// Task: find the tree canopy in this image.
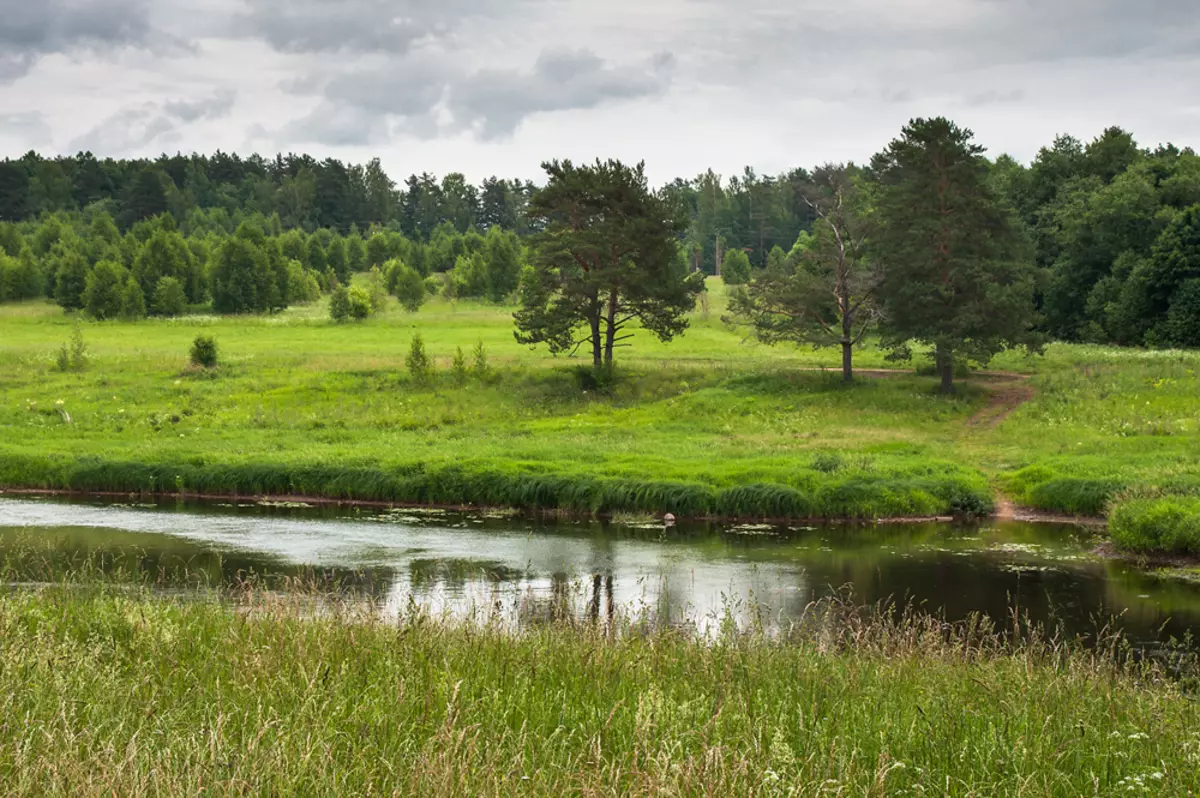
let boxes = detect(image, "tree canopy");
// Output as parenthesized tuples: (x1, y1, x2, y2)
(870, 118, 1041, 392)
(515, 159, 704, 368)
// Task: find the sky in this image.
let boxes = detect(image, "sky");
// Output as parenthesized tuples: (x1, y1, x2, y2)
(2, 0, 1199, 184)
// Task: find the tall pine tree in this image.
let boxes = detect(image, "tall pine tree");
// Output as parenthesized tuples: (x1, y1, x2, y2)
(871, 118, 1040, 393)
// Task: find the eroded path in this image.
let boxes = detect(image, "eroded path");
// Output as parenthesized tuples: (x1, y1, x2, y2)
(964, 374, 1036, 429)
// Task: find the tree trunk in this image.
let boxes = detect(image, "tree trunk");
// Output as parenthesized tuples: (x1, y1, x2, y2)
(589, 312, 602, 370)
(841, 298, 854, 383)
(936, 343, 955, 394)
(603, 286, 619, 366)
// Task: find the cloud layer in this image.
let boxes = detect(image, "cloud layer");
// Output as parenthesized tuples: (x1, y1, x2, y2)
(2, 0, 1199, 180)
(0, 0, 179, 82)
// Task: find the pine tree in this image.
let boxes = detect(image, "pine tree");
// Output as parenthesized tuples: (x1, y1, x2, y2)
(871, 118, 1041, 393)
(515, 159, 704, 369)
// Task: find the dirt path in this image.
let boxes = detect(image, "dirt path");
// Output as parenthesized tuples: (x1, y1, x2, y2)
(964, 377, 1036, 429)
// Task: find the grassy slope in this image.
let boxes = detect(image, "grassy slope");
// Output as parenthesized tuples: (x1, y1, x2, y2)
(1, 588, 1197, 796)
(1, 280, 1198, 519)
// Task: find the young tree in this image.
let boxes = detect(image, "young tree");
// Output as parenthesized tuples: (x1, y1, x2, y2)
(326, 236, 349, 283)
(483, 225, 522, 302)
(0, 246, 42, 301)
(346, 232, 367, 273)
(152, 276, 188, 317)
(871, 118, 1040, 393)
(728, 165, 879, 382)
(120, 276, 147, 320)
(211, 235, 269, 314)
(721, 249, 752, 285)
(52, 243, 90, 311)
(82, 260, 129, 320)
(515, 159, 704, 369)
(391, 261, 427, 312)
(133, 230, 197, 305)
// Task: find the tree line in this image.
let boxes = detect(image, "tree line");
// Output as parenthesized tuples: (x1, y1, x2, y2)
(2, 120, 1199, 383)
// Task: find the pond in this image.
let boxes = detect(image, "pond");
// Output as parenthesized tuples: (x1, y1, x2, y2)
(2, 495, 1200, 648)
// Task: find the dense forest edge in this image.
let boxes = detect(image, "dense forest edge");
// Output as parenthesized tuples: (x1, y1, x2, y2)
(2, 119, 1199, 557)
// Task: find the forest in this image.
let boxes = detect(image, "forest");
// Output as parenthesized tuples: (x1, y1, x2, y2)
(2, 123, 1198, 354)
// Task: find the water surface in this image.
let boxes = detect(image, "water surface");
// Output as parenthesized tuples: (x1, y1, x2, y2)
(2, 496, 1199, 646)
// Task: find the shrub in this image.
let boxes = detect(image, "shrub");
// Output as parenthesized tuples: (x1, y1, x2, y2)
(406, 333, 433, 382)
(348, 286, 373, 319)
(152, 276, 187, 317)
(471, 340, 490, 378)
(82, 260, 128, 320)
(0, 247, 41, 301)
(366, 267, 390, 313)
(329, 286, 351, 322)
(451, 346, 468, 383)
(285, 260, 321, 305)
(393, 262, 427, 312)
(330, 286, 373, 322)
(721, 249, 752, 286)
(55, 322, 88, 372)
(1109, 497, 1200, 555)
(190, 335, 219, 369)
(120, 276, 147, 321)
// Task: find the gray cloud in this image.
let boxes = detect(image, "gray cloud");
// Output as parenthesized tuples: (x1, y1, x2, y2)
(163, 89, 236, 122)
(0, 0, 180, 83)
(450, 49, 674, 138)
(0, 112, 52, 146)
(69, 90, 237, 154)
(281, 48, 672, 145)
(274, 103, 395, 147)
(4, 0, 1200, 179)
(239, 0, 506, 55)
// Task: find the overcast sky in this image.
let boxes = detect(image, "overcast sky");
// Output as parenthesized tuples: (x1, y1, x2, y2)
(2, 0, 1199, 183)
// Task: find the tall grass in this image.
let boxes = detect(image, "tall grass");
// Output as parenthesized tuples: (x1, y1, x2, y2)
(0, 452, 991, 520)
(1110, 497, 1200, 556)
(0, 584, 1196, 796)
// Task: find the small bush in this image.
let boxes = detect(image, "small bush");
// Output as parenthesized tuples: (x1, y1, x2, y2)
(330, 286, 373, 322)
(366, 267, 390, 313)
(406, 333, 433, 382)
(451, 346, 468, 383)
(1110, 497, 1200, 555)
(471, 340, 490, 378)
(329, 286, 351, 322)
(574, 364, 616, 393)
(54, 322, 89, 372)
(190, 335, 218, 369)
(811, 452, 845, 474)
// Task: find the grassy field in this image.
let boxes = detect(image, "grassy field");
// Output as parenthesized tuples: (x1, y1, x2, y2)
(1, 583, 1197, 796)
(1, 279, 1199, 525)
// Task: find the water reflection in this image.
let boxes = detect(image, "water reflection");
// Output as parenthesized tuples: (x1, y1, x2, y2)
(1, 496, 1199, 646)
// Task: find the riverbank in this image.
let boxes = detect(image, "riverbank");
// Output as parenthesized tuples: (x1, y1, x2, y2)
(0, 585, 1196, 796)
(1, 287, 1198, 540)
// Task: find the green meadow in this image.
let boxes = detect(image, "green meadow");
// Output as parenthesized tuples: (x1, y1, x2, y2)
(1, 279, 1199, 525)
